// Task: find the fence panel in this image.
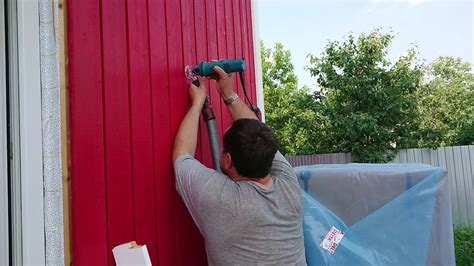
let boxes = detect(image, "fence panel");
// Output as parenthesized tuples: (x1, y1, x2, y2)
(286, 145, 474, 225)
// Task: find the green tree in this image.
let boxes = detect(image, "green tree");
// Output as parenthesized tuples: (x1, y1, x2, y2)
(307, 30, 423, 162)
(416, 57, 474, 147)
(261, 41, 324, 155)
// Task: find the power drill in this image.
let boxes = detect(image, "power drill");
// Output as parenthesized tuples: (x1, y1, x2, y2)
(192, 58, 246, 77)
(185, 58, 261, 120)
(185, 58, 246, 86)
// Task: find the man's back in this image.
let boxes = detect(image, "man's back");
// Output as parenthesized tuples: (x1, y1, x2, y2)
(174, 152, 306, 265)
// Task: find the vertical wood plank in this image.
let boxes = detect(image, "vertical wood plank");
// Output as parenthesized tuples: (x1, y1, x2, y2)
(194, 0, 213, 170)
(233, 0, 244, 97)
(469, 145, 474, 225)
(429, 148, 439, 167)
(399, 149, 407, 163)
(240, 0, 252, 105)
(245, 0, 257, 104)
(205, 0, 224, 151)
(413, 148, 422, 163)
(59, 0, 72, 263)
(445, 147, 461, 224)
(223, 0, 237, 128)
(438, 148, 457, 224)
(347, 152, 353, 163)
(190, 1, 209, 262)
(392, 151, 400, 163)
(453, 146, 469, 224)
(148, 0, 178, 264)
(461, 146, 474, 225)
(177, 0, 203, 264)
(67, 0, 109, 263)
(421, 148, 431, 164)
(100, 0, 135, 264)
(437, 148, 447, 170)
(215, 0, 227, 135)
(407, 148, 415, 163)
(126, 0, 158, 262)
(164, 0, 192, 265)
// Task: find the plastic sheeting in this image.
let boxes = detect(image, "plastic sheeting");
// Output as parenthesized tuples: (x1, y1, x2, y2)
(295, 164, 455, 266)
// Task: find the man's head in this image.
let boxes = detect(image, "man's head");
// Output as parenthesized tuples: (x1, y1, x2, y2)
(220, 119, 278, 179)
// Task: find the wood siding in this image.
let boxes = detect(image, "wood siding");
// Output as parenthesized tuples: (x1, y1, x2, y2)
(67, 0, 257, 264)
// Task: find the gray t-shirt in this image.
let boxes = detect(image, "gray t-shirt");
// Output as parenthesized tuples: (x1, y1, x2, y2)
(174, 152, 306, 265)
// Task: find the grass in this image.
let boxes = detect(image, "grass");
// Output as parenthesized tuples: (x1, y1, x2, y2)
(454, 225, 474, 266)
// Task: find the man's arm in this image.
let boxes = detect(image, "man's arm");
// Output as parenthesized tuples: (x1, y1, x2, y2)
(213, 66, 258, 121)
(213, 67, 297, 180)
(172, 80, 207, 163)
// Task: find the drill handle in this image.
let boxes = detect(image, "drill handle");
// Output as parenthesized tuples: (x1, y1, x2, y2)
(195, 59, 246, 77)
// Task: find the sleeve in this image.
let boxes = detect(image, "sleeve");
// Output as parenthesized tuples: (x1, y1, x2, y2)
(270, 151, 298, 181)
(173, 154, 220, 225)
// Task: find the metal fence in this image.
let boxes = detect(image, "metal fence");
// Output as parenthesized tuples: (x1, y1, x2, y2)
(286, 145, 474, 226)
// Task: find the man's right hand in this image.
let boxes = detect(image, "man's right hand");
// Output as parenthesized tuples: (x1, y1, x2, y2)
(212, 66, 257, 121)
(213, 66, 235, 99)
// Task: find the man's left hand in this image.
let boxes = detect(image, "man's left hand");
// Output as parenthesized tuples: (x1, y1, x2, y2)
(189, 78, 207, 108)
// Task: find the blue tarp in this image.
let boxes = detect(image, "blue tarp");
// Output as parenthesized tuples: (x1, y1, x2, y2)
(296, 164, 455, 266)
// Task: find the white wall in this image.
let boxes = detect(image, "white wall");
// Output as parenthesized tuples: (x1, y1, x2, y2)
(251, 0, 265, 122)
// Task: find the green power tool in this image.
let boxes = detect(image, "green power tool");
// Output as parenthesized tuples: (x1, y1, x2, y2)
(185, 58, 260, 118)
(186, 58, 246, 81)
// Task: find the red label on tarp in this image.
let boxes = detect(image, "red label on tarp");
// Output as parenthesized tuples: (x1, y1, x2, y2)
(320, 226, 345, 254)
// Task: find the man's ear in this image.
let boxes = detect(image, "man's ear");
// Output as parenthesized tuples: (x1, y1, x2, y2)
(223, 152, 232, 169)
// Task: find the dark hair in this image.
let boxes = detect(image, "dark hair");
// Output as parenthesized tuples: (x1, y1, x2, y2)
(223, 119, 278, 179)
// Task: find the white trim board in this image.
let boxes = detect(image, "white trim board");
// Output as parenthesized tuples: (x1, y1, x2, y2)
(251, 0, 265, 122)
(17, 0, 46, 263)
(8, 0, 46, 264)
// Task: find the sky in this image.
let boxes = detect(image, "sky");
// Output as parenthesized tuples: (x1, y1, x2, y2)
(256, 0, 474, 88)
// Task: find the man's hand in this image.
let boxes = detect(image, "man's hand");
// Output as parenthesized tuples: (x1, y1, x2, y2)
(172, 79, 206, 163)
(213, 66, 235, 99)
(211, 66, 257, 121)
(189, 78, 207, 109)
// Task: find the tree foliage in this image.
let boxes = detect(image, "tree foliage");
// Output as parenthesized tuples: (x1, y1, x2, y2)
(416, 57, 474, 147)
(261, 41, 324, 155)
(307, 30, 423, 162)
(261, 30, 473, 162)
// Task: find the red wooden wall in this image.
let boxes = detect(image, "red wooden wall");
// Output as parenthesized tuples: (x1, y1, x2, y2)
(66, 0, 257, 265)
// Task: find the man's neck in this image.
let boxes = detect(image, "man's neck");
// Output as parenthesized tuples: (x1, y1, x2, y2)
(232, 174, 273, 190)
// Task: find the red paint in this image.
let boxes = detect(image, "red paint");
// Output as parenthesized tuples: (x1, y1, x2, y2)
(67, 0, 108, 264)
(232, 0, 244, 99)
(101, 1, 135, 265)
(195, 0, 213, 169)
(206, 0, 224, 149)
(67, 0, 258, 264)
(245, 0, 258, 104)
(148, 0, 178, 264)
(223, 0, 237, 129)
(126, 0, 158, 263)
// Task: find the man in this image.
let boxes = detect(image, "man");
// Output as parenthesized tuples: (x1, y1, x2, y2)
(172, 66, 306, 265)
